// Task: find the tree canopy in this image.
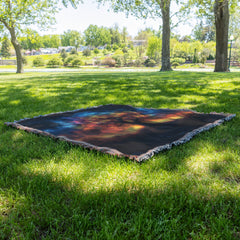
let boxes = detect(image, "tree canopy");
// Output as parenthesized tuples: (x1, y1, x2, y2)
(0, 0, 83, 73)
(84, 25, 111, 47)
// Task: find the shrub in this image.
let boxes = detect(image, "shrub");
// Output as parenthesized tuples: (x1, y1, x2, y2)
(106, 45, 112, 51)
(47, 57, 62, 68)
(170, 58, 185, 65)
(82, 49, 91, 57)
(133, 58, 143, 67)
(70, 48, 78, 55)
(123, 53, 130, 67)
(71, 57, 83, 67)
(22, 56, 28, 65)
(144, 58, 156, 67)
(112, 44, 119, 51)
(114, 49, 124, 55)
(112, 55, 123, 67)
(103, 49, 108, 55)
(171, 62, 180, 68)
(200, 56, 207, 64)
(94, 48, 99, 54)
(102, 57, 116, 67)
(64, 56, 75, 66)
(60, 49, 68, 60)
(94, 58, 101, 66)
(122, 47, 128, 53)
(33, 56, 45, 67)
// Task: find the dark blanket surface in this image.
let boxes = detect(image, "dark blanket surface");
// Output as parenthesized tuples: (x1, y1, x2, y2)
(5, 104, 235, 162)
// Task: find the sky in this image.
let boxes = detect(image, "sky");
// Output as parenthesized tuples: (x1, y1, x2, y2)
(40, 1, 195, 37)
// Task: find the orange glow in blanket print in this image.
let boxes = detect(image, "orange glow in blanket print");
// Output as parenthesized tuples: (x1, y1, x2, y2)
(6, 104, 235, 161)
(60, 110, 192, 142)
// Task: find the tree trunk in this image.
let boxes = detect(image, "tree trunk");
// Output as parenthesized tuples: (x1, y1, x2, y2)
(214, 0, 229, 72)
(9, 27, 24, 73)
(160, 0, 172, 71)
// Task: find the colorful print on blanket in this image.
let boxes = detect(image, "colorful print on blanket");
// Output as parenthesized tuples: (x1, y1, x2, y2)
(6, 105, 235, 161)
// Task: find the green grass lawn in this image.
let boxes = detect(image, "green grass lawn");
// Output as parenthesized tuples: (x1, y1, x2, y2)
(0, 71, 239, 239)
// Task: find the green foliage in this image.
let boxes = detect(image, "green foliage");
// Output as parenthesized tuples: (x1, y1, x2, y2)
(70, 48, 78, 55)
(64, 55, 76, 66)
(0, 0, 60, 32)
(64, 55, 83, 67)
(40, 34, 61, 48)
(22, 56, 28, 65)
(112, 55, 123, 67)
(122, 47, 128, 53)
(106, 44, 112, 51)
(0, 72, 240, 239)
(135, 28, 154, 42)
(171, 62, 180, 68)
(33, 56, 45, 67)
(61, 30, 83, 49)
(94, 58, 101, 66)
(193, 49, 199, 63)
(109, 24, 121, 45)
(93, 48, 100, 54)
(171, 39, 216, 62)
(133, 58, 144, 67)
(19, 29, 42, 51)
(84, 25, 111, 47)
(146, 36, 161, 63)
(60, 49, 68, 60)
(193, 21, 215, 42)
(103, 49, 108, 55)
(144, 58, 156, 67)
(114, 49, 124, 55)
(0, 37, 11, 59)
(171, 58, 186, 65)
(71, 57, 83, 67)
(112, 44, 119, 51)
(229, 5, 240, 41)
(102, 57, 116, 67)
(47, 57, 63, 68)
(82, 49, 91, 57)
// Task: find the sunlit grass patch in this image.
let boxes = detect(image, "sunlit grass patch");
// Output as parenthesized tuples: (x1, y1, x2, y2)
(0, 71, 239, 239)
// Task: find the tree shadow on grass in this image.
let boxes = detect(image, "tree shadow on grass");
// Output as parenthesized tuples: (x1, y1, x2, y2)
(1, 71, 239, 171)
(0, 140, 240, 239)
(0, 71, 240, 239)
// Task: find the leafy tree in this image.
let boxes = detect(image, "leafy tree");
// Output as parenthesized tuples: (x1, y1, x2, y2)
(0, 0, 59, 73)
(193, 21, 215, 42)
(84, 25, 111, 47)
(70, 48, 78, 55)
(71, 57, 83, 67)
(20, 29, 42, 51)
(94, 48, 100, 54)
(61, 30, 83, 49)
(60, 49, 68, 60)
(33, 56, 45, 67)
(41, 34, 61, 48)
(39, 35, 59, 48)
(146, 36, 162, 63)
(47, 56, 63, 68)
(1, 36, 11, 59)
(229, 5, 240, 40)
(0, 0, 82, 73)
(82, 48, 91, 56)
(96, 0, 177, 71)
(109, 24, 121, 45)
(188, 0, 239, 72)
(134, 28, 154, 43)
(121, 27, 128, 44)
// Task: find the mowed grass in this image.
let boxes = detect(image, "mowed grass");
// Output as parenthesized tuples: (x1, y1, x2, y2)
(0, 71, 239, 239)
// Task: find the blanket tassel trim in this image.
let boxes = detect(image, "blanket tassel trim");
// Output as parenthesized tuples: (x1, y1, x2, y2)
(5, 104, 236, 162)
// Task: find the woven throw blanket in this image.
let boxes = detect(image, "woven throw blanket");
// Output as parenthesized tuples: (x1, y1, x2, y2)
(5, 104, 235, 162)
